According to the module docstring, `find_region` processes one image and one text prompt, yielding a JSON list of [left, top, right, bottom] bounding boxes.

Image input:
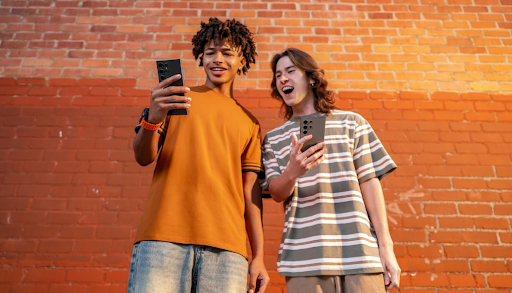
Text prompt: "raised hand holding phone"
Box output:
[[285, 132, 327, 180], [156, 59, 189, 116], [147, 62, 191, 124]]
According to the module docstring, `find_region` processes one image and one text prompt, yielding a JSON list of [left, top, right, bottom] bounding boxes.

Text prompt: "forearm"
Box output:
[[244, 172, 265, 259], [360, 178, 393, 248], [133, 128, 162, 166], [268, 169, 297, 202]]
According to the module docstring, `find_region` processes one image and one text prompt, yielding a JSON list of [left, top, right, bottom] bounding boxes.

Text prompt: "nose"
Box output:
[[213, 51, 224, 64], [279, 75, 288, 83]]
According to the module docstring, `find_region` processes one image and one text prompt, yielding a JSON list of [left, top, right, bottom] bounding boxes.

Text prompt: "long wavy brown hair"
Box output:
[[271, 48, 337, 120]]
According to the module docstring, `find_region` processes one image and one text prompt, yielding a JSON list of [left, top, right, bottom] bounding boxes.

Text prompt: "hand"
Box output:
[[147, 74, 191, 123], [379, 246, 401, 290], [284, 132, 327, 181], [248, 257, 269, 293]]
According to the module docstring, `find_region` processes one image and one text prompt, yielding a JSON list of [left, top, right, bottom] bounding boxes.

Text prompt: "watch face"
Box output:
[[139, 108, 149, 123]]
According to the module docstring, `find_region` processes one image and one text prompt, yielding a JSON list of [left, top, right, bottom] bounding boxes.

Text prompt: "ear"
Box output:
[[239, 56, 246, 71], [309, 77, 314, 84]]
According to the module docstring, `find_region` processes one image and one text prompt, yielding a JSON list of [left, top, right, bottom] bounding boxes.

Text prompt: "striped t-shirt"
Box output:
[[261, 110, 396, 277]]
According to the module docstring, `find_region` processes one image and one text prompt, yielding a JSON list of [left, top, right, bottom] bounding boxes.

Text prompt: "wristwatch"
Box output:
[[139, 108, 163, 131]]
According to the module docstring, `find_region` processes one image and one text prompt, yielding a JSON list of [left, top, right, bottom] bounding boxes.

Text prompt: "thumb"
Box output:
[[291, 132, 298, 147], [383, 264, 390, 285], [248, 272, 256, 293]]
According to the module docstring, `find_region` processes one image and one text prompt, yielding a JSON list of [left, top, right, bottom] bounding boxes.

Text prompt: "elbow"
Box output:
[[271, 195, 285, 203], [133, 151, 155, 167], [268, 187, 286, 203], [134, 157, 150, 167]]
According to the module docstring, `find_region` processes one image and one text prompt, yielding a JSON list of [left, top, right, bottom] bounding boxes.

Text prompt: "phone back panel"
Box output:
[[156, 59, 188, 116], [299, 116, 326, 152]]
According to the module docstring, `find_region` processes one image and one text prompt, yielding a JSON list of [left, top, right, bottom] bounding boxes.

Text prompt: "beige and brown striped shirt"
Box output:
[[262, 110, 396, 277]]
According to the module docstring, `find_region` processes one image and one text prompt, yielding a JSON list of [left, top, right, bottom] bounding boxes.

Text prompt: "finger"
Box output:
[[305, 141, 325, 157], [291, 132, 298, 147], [389, 268, 400, 289], [157, 74, 184, 90], [295, 134, 312, 153], [160, 85, 190, 97], [298, 141, 325, 162], [296, 134, 312, 146], [303, 148, 326, 166], [256, 276, 269, 293], [383, 267, 391, 287], [304, 151, 326, 170], [158, 102, 191, 110], [155, 95, 191, 104]]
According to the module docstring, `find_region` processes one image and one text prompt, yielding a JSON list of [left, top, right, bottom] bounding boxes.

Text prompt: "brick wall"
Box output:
[[1, 1, 511, 292]]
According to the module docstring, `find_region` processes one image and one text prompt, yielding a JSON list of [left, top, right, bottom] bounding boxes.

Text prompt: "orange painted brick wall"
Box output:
[[1, 1, 511, 292]]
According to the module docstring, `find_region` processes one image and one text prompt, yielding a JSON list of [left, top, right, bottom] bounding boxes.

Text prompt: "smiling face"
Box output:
[[202, 38, 245, 90], [274, 56, 315, 111]]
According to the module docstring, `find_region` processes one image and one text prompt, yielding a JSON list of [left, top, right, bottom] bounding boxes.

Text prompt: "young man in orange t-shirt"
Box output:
[[128, 18, 269, 293]]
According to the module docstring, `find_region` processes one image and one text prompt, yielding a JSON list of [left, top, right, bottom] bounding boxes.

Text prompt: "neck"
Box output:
[[204, 79, 234, 98], [291, 91, 316, 117]]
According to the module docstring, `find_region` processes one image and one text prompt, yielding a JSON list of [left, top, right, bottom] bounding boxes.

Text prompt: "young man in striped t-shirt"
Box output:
[[261, 48, 400, 293]]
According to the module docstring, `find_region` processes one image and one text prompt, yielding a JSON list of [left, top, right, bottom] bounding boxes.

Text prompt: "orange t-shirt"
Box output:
[[134, 85, 262, 257]]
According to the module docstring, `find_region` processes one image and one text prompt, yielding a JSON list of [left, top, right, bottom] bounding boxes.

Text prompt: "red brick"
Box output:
[[66, 269, 105, 283], [488, 275, 512, 288], [25, 269, 66, 283]]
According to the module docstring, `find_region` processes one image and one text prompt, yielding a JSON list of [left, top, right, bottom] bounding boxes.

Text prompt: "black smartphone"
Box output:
[[299, 116, 326, 152], [156, 59, 188, 116]]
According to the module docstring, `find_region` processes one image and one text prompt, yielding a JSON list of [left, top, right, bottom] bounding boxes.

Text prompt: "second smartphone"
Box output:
[[299, 116, 326, 152]]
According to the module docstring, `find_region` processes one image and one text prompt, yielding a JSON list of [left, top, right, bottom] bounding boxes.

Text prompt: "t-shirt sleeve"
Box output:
[[353, 117, 396, 183], [241, 122, 264, 177], [260, 134, 282, 190], [134, 108, 167, 140]]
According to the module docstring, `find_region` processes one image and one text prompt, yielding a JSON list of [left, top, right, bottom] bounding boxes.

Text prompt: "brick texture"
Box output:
[[1, 1, 512, 292]]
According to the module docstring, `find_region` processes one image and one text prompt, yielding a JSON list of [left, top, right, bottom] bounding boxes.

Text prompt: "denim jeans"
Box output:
[[127, 241, 248, 293]]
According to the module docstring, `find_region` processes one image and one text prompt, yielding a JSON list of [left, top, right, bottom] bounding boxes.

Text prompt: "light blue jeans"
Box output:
[[127, 241, 248, 293]]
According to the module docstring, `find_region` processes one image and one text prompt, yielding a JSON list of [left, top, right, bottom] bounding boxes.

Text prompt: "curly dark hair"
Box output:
[[271, 48, 337, 120], [191, 17, 257, 75]]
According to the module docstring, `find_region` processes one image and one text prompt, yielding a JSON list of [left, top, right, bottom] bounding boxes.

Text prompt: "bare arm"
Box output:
[[243, 171, 269, 293], [268, 133, 326, 202], [133, 74, 191, 166], [360, 177, 401, 290]]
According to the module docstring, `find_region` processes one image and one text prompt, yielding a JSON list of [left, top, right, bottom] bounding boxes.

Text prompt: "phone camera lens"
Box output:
[[309, 120, 313, 124], [303, 120, 308, 124], [303, 131, 307, 135], [303, 125, 308, 130]]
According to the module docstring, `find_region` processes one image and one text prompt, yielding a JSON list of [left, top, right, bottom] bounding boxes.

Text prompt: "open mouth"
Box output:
[[282, 86, 294, 95], [210, 67, 226, 76]]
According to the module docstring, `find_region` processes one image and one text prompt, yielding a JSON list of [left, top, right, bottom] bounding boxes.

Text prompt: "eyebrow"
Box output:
[[205, 47, 234, 52], [275, 65, 296, 74]]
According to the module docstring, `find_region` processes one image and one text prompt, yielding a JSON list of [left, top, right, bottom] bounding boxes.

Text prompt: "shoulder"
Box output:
[[267, 119, 296, 137], [328, 109, 368, 125], [263, 119, 296, 145]]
